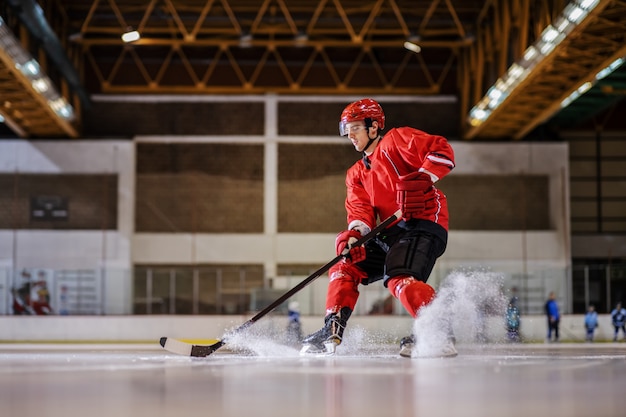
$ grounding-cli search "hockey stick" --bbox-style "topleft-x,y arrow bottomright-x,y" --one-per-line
160,209 -> 402,357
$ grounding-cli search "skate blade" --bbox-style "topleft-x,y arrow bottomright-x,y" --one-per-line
417,351 -> 458,359
399,345 -> 413,358
299,342 -> 338,357
401,345 -> 458,359
413,348 -> 458,359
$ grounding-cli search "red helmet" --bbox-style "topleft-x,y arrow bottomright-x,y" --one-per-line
339,98 -> 385,136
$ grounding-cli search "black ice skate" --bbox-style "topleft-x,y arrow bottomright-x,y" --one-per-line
399,335 -> 415,358
300,307 -> 352,355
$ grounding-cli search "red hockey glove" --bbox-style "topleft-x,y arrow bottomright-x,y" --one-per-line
396,171 -> 432,220
335,230 -> 366,264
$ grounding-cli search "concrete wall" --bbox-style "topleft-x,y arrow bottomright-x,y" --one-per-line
0,139 -> 571,316
0,141 -> 134,270
0,141 -> 135,314
0,139 -> 571,314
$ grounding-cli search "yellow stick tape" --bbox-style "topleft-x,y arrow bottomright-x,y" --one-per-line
179,339 -> 220,345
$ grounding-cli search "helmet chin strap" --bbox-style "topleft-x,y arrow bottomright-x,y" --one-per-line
363,135 -> 377,153
361,119 -> 380,169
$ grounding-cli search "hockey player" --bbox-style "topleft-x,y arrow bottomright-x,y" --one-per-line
285,301 -> 303,346
506,301 -> 521,343
611,302 -> 626,342
584,304 -> 598,342
300,98 -> 455,357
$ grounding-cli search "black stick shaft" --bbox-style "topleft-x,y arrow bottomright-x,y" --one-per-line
234,209 -> 401,333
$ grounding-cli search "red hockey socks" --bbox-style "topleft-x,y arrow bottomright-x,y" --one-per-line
387,275 -> 435,318
324,263 -> 364,314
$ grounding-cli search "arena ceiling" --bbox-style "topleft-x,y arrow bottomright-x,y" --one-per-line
0,0 -> 625,139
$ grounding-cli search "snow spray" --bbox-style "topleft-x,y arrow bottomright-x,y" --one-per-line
413,270 -> 508,356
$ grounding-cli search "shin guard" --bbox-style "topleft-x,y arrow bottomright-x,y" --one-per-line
387,275 -> 435,318
325,262 -> 365,314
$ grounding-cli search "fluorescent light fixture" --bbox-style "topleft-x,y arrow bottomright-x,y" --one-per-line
523,46 -> 539,62
580,0 -> 600,9
564,5 -> 585,23
48,98 -> 74,119
32,78 -> 50,93
239,32 -> 253,48
596,57 -> 624,80
560,82 -> 591,108
469,108 -> 491,126
536,26 -> 566,55
507,63 -> 525,81
17,59 -> 41,77
121,30 -> 140,43
554,17 -> 575,36
559,56 -> 625,108
0,16 -> 75,121
541,26 -> 559,43
487,84 -> 509,109
404,34 -> 422,53
294,32 -> 308,43
577,81 -> 593,94
467,0 -> 601,128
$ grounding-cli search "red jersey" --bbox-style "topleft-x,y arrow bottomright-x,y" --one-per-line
345,127 -> 455,231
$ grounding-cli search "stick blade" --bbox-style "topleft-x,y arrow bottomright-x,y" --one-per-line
160,337 -> 193,356
160,337 -> 224,357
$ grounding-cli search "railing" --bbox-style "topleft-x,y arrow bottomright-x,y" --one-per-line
131,266 -> 393,317
572,264 -> 626,314
2,264 -> 623,316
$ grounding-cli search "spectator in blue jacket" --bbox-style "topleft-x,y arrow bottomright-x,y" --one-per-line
285,301 -> 303,346
545,292 -> 560,343
584,304 -> 598,342
611,302 -> 626,342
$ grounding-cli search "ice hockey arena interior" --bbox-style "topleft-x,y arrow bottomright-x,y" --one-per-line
1,1 -> 625,417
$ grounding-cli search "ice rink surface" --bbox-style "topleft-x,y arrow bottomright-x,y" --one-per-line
1,341 -> 625,417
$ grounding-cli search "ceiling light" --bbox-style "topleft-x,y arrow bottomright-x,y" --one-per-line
403,41 -> 421,53
121,29 -> 140,43
404,34 -> 422,53
239,32 -> 253,48
294,32 -> 308,43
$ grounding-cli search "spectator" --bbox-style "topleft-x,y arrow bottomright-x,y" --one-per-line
545,291 -> 560,343
285,301 -> 303,346
506,299 -> 521,343
611,302 -> 626,342
584,304 -> 598,342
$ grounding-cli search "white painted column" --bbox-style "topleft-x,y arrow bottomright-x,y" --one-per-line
264,94 -> 278,285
